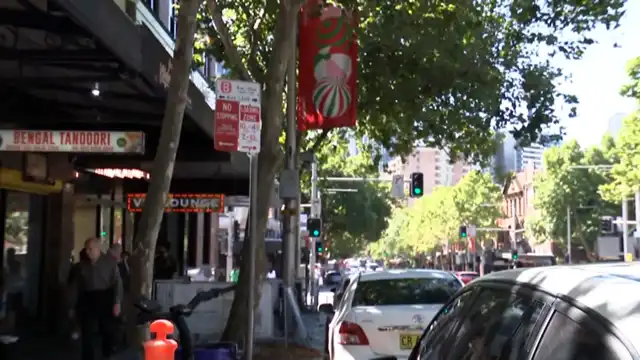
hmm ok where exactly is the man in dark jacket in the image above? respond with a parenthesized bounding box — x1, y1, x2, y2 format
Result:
(69, 238, 123, 360)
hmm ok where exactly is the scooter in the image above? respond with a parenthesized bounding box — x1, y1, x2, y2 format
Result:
(132, 284, 236, 360)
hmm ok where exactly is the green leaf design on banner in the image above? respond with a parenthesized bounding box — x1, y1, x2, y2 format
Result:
(314, 51, 331, 68)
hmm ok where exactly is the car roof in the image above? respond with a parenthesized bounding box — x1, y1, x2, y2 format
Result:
(357, 269, 456, 282)
(477, 262, 640, 350)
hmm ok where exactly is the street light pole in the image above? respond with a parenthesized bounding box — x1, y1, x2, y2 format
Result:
(566, 206, 571, 264)
(623, 197, 629, 260)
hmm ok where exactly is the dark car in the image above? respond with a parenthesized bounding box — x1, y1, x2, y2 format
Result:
(324, 271, 342, 286)
(406, 263, 640, 360)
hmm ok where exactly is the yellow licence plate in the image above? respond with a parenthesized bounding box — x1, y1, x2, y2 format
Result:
(399, 333, 420, 350)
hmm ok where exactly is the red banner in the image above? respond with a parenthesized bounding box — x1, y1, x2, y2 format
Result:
(297, 1, 358, 131)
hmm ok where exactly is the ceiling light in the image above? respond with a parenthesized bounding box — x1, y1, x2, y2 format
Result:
(91, 82, 100, 97)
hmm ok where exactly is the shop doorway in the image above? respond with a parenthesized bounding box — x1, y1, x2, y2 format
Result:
(2, 190, 46, 332)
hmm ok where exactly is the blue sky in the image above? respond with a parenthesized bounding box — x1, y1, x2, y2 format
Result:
(559, 1, 639, 146)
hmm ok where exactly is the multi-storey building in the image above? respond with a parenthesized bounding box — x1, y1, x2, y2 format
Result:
(515, 144, 545, 171)
(494, 132, 547, 177)
(496, 166, 539, 249)
(386, 147, 472, 195)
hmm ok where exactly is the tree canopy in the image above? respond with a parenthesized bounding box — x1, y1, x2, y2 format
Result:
(601, 56, 640, 200)
(370, 171, 502, 260)
(531, 139, 619, 256)
(200, 0, 626, 162)
(305, 130, 394, 257)
(197, 0, 627, 341)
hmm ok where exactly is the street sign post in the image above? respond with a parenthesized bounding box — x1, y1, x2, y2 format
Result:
(214, 79, 261, 153)
(215, 79, 261, 357)
(391, 174, 404, 198)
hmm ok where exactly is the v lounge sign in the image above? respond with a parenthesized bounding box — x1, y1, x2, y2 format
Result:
(127, 193, 224, 213)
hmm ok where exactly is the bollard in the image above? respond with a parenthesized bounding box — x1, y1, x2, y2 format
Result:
(144, 319, 178, 360)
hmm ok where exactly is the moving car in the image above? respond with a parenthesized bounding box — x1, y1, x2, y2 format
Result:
(453, 271, 479, 284)
(321, 269, 463, 360)
(325, 271, 343, 287)
(406, 262, 640, 360)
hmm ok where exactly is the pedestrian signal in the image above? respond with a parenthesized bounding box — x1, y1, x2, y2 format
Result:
(410, 172, 424, 198)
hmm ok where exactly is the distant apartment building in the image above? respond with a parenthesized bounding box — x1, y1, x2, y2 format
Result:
(386, 147, 472, 195)
(348, 137, 391, 173)
(494, 133, 547, 177)
(515, 144, 545, 170)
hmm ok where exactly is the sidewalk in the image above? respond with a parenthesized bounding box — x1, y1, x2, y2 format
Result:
(1, 335, 79, 360)
(253, 311, 328, 360)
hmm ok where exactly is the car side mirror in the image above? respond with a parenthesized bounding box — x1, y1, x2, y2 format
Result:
(318, 303, 334, 314)
(330, 287, 336, 293)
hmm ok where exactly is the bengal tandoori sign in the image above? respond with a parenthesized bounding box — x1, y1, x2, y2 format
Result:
(0, 130, 145, 154)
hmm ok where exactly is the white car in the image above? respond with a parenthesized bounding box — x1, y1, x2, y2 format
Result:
(322, 269, 464, 360)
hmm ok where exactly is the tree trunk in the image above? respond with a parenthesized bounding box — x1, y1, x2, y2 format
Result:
(127, 0, 202, 343)
(219, 1, 300, 343)
(220, 152, 279, 343)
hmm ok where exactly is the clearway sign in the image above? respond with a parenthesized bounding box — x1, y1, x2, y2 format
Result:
(214, 79, 262, 153)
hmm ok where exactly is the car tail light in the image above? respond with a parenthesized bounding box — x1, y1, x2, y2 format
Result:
(338, 321, 369, 345)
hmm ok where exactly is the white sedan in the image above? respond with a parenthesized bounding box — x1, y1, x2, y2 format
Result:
(321, 269, 463, 360)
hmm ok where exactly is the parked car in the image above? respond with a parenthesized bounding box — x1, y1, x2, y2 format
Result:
(453, 271, 479, 284)
(320, 269, 463, 360)
(405, 262, 640, 360)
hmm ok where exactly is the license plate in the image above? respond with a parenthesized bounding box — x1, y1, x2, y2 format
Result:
(399, 333, 420, 350)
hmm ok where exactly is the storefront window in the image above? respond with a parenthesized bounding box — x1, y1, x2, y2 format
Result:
(100, 205, 111, 249)
(114, 208, 123, 244)
(3, 191, 30, 331)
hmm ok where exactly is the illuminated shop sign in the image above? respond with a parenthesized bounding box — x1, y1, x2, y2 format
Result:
(127, 193, 224, 213)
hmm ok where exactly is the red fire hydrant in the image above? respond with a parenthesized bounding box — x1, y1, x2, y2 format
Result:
(144, 320, 178, 360)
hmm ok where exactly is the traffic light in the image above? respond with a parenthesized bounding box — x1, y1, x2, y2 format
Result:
(316, 240, 324, 256)
(410, 172, 424, 198)
(459, 225, 468, 238)
(511, 249, 519, 260)
(233, 220, 241, 242)
(308, 217, 322, 238)
(600, 217, 614, 234)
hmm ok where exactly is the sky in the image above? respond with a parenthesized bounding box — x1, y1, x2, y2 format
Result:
(558, 1, 639, 147)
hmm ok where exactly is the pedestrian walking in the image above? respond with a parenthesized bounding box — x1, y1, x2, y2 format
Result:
(69, 238, 123, 360)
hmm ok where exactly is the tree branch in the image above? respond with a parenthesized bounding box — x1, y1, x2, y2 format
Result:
(242, 4, 266, 83)
(206, 0, 252, 81)
(311, 129, 331, 152)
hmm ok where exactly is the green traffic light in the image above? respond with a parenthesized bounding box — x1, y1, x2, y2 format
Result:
(461, 233, 467, 238)
(414, 188, 422, 195)
(312, 230, 320, 236)
(100, 231, 107, 237)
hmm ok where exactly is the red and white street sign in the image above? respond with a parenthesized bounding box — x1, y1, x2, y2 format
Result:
(214, 79, 261, 153)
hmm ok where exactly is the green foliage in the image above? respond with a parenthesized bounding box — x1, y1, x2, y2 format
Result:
(601, 57, 640, 200)
(371, 171, 502, 260)
(307, 130, 394, 257)
(198, 0, 625, 164)
(532, 140, 618, 255)
(198, 0, 626, 342)
(4, 211, 28, 248)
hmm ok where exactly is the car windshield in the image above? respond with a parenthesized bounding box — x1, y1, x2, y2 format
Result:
(352, 275, 462, 306)
(326, 272, 342, 285)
